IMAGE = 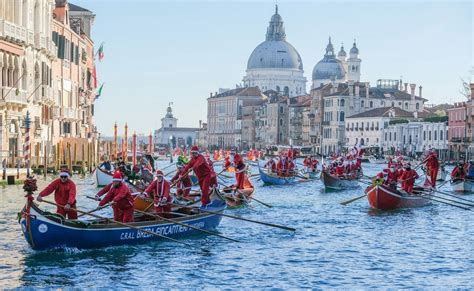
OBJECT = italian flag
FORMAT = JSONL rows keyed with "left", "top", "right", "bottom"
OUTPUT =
{"left": 95, "top": 83, "right": 104, "bottom": 99}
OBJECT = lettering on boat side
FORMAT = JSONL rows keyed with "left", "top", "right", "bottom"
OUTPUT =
{"left": 119, "top": 222, "right": 206, "bottom": 240}
{"left": 38, "top": 224, "right": 48, "bottom": 233}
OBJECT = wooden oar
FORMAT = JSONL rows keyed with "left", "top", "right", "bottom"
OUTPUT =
{"left": 418, "top": 194, "right": 471, "bottom": 210}
{"left": 133, "top": 209, "right": 239, "bottom": 242}
{"left": 415, "top": 190, "right": 474, "bottom": 207}
{"left": 77, "top": 202, "right": 112, "bottom": 218}
{"left": 418, "top": 187, "right": 474, "bottom": 204}
{"left": 41, "top": 200, "right": 209, "bottom": 251}
{"left": 171, "top": 203, "right": 295, "bottom": 232}
{"left": 230, "top": 188, "right": 272, "bottom": 208}
{"left": 340, "top": 194, "right": 367, "bottom": 206}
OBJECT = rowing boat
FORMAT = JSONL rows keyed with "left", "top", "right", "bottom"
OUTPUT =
{"left": 258, "top": 167, "right": 296, "bottom": 185}
{"left": 321, "top": 171, "right": 361, "bottom": 190}
{"left": 94, "top": 167, "right": 113, "bottom": 187}
{"left": 366, "top": 184, "right": 432, "bottom": 210}
{"left": 217, "top": 176, "right": 255, "bottom": 208}
{"left": 19, "top": 197, "right": 226, "bottom": 250}
{"left": 451, "top": 179, "right": 474, "bottom": 193}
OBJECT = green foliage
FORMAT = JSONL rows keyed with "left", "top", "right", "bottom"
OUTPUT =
{"left": 423, "top": 115, "right": 448, "bottom": 123}
{"left": 389, "top": 119, "right": 409, "bottom": 125}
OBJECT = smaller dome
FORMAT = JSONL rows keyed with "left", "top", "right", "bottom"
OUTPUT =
{"left": 350, "top": 42, "right": 359, "bottom": 55}
{"left": 338, "top": 44, "right": 346, "bottom": 57}
{"left": 312, "top": 58, "right": 345, "bottom": 80}
{"left": 271, "top": 13, "right": 283, "bottom": 22}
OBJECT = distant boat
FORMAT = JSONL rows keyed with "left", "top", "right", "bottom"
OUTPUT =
{"left": 451, "top": 179, "right": 474, "bottom": 193}
{"left": 94, "top": 167, "right": 113, "bottom": 187}
{"left": 321, "top": 171, "right": 361, "bottom": 191}
{"left": 258, "top": 166, "right": 296, "bottom": 185}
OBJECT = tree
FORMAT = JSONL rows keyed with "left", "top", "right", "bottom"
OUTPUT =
{"left": 459, "top": 78, "right": 471, "bottom": 100}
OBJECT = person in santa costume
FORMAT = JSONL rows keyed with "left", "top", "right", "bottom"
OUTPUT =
{"left": 423, "top": 149, "right": 439, "bottom": 188}
{"left": 98, "top": 171, "right": 134, "bottom": 222}
{"left": 37, "top": 168, "right": 77, "bottom": 219}
{"left": 144, "top": 170, "right": 172, "bottom": 215}
{"left": 183, "top": 145, "right": 212, "bottom": 206}
{"left": 170, "top": 163, "right": 192, "bottom": 199}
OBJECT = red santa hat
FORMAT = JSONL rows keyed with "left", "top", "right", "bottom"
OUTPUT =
{"left": 156, "top": 170, "right": 164, "bottom": 177}
{"left": 190, "top": 145, "right": 199, "bottom": 153}
{"left": 59, "top": 168, "right": 71, "bottom": 177}
{"left": 112, "top": 170, "right": 123, "bottom": 182}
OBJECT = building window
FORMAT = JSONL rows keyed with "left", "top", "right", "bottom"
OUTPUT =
{"left": 340, "top": 111, "right": 345, "bottom": 121}
{"left": 389, "top": 132, "right": 392, "bottom": 141}
{"left": 284, "top": 86, "right": 289, "bottom": 96}
{"left": 440, "top": 130, "right": 443, "bottom": 140}
{"left": 423, "top": 131, "right": 426, "bottom": 140}
{"left": 340, "top": 99, "right": 345, "bottom": 107}
{"left": 429, "top": 131, "right": 431, "bottom": 140}
{"left": 394, "top": 132, "right": 396, "bottom": 141}
{"left": 385, "top": 132, "right": 387, "bottom": 141}
{"left": 361, "top": 100, "right": 364, "bottom": 108}
{"left": 416, "top": 103, "right": 420, "bottom": 110}
{"left": 276, "top": 86, "right": 280, "bottom": 92}
{"left": 392, "top": 102, "right": 395, "bottom": 107}
{"left": 405, "top": 102, "right": 408, "bottom": 110}
{"left": 434, "top": 130, "right": 437, "bottom": 140}
{"left": 369, "top": 101, "right": 373, "bottom": 108}
{"left": 280, "top": 106, "right": 283, "bottom": 114}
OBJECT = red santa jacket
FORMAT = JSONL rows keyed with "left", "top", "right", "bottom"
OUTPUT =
{"left": 386, "top": 170, "right": 399, "bottom": 185}
{"left": 451, "top": 167, "right": 466, "bottom": 179}
{"left": 99, "top": 182, "right": 134, "bottom": 209}
{"left": 425, "top": 154, "right": 439, "bottom": 170}
{"left": 277, "top": 158, "right": 288, "bottom": 171}
{"left": 335, "top": 166, "right": 345, "bottom": 176}
{"left": 234, "top": 153, "right": 246, "bottom": 172}
{"left": 400, "top": 169, "right": 419, "bottom": 186}
{"left": 39, "top": 179, "right": 76, "bottom": 206}
{"left": 97, "top": 183, "right": 112, "bottom": 198}
{"left": 171, "top": 170, "right": 192, "bottom": 190}
{"left": 145, "top": 179, "right": 171, "bottom": 206}
{"left": 183, "top": 154, "right": 211, "bottom": 180}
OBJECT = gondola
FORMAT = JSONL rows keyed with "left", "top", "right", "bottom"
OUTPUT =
{"left": 94, "top": 167, "right": 113, "bottom": 187}
{"left": 366, "top": 184, "right": 432, "bottom": 210}
{"left": 19, "top": 197, "right": 226, "bottom": 250}
{"left": 258, "top": 167, "right": 296, "bottom": 185}
{"left": 321, "top": 171, "right": 361, "bottom": 190}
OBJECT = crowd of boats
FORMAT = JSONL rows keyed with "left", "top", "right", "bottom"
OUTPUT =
{"left": 17, "top": 146, "right": 474, "bottom": 251}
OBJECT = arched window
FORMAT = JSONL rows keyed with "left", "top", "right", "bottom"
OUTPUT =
{"left": 284, "top": 86, "right": 289, "bottom": 96}
{"left": 361, "top": 100, "right": 365, "bottom": 108}
{"left": 405, "top": 102, "right": 408, "bottom": 110}
{"left": 369, "top": 101, "right": 373, "bottom": 108}
{"left": 416, "top": 103, "right": 420, "bottom": 110}
{"left": 340, "top": 99, "right": 345, "bottom": 107}
{"left": 279, "top": 119, "right": 283, "bottom": 126}
{"left": 340, "top": 111, "right": 345, "bottom": 121}
{"left": 429, "top": 131, "right": 432, "bottom": 140}
{"left": 440, "top": 130, "right": 443, "bottom": 140}
{"left": 434, "top": 130, "right": 437, "bottom": 140}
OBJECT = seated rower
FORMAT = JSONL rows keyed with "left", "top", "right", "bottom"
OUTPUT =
{"left": 207, "top": 157, "right": 218, "bottom": 189}
{"left": 171, "top": 163, "right": 192, "bottom": 199}
{"left": 384, "top": 165, "right": 399, "bottom": 189}
{"left": 467, "top": 161, "right": 474, "bottom": 179}
{"left": 143, "top": 170, "right": 172, "bottom": 216}
{"left": 335, "top": 162, "right": 345, "bottom": 177}
{"left": 451, "top": 162, "right": 467, "bottom": 182}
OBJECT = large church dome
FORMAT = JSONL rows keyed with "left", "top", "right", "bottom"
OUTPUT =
{"left": 312, "top": 37, "right": 346, "bottom": 81}
{"left": 246, "top": 5, "right": 303, "bottom": 71}
{"left": 247, "top": 41, "right": 303, "bottom": 70}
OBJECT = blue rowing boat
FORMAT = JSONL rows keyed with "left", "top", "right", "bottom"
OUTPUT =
{"left": 258, "top": 167, "right": 296, "bottom": 185}
{"left": 19, "top": 198, "right": 226, "bottom": 250}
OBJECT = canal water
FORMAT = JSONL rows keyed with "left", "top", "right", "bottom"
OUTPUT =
{"left": 0, "top": 162, "right": 472, "bottom": 288}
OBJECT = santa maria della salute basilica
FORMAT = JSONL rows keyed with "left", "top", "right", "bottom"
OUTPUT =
{"left": 243, "top": 5, "right": 361, "bottom": 96}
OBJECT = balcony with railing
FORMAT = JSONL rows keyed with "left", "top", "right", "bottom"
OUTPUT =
{"left": 0, "top": 87, "right": 28, "bottom": 106}
{"left": 0, "top": 20, "right": 27, "bottom": 43}
{"left": 35, "top": 33, "right": 50, "bottom": 51}
{"left": 62, "top": 107, "right": 78, "bottom": 120}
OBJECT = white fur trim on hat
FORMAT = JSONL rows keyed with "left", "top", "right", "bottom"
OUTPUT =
{"left": 112, "top": 178, "right": 123, "bottom": 182}
{"left": 59, "top": 172, "right": 70, "bottom": 177}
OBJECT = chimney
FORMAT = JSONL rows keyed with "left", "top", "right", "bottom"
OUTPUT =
{"left": 355, "top": 84, "right": 360, "bottom": 97}
{"left": 404, "top": 83, "right": 408, "bottom": 92}
{"left": 418, "top": 86, "right": 423, "bottom": 98}
{"left": 365, "top": 82, "right": 370, "bottom": 99}
{"left": 210, "top": 92, "right": 213, "bottom": 97}
{"left": 470, "top": 83, "right": 474, "bottom": 100}
{"left": 410, "top": 84, "right": 416, "bottom": 100}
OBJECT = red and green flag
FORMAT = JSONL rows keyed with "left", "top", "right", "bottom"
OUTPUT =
{"left": 97, "top": 42, "right": 104, "bottom": 61}
{"left": 95, "top": 83, "right": 104, "bottom": 99}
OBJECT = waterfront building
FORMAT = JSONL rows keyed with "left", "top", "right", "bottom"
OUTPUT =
{"left": 447, "top": 102, "right": 471, "bottom": 160}
{"left": 313, "top": 79, "right": 427, "bottom": 155}
{"left": 254, "top": 90, "right": 288, "bottom": 148}
{"left": 154, "top": 104, "right": 198, "bottom": 148}
{"left": 207, "top": 86, "right": 264, "bottom": 149}
{"left": 288, "top": 94, "right": 311, "bottom": 146}
{"left": 243, "top": 6, "right": 307, "bottom": 97}
{"left": 195, "top": 121, "right": 207, "bottom": 149}
{"left": 382, "top": 121, "right": 449, "bottom": 159}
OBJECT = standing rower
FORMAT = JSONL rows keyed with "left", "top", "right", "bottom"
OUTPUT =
{"left": 37, "top": 168, "right": 77, "bottom": 219}
{"left": 183, "top": 146, "right": 212, "bottom": 206}
{"left": 98, "top": 171, "right": 134, "bottom": 222}
{"left": 144, "top": 170, "right": 172, "bottom": 215}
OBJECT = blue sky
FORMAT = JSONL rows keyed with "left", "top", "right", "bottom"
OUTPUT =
{"left": 72, "top": 0, "right": 473, "bottom": 136}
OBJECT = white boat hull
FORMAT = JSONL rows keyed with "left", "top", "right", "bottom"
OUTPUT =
{"left": 451, "top": 180, "right": 474, "bottom": 193}
{"left": 94, "top": 167, "right": 113, "bottom": 187}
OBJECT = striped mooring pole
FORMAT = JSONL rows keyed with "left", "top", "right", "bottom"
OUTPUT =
{"left": 23, "top": 111, "right": 31, "bottom": 177}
